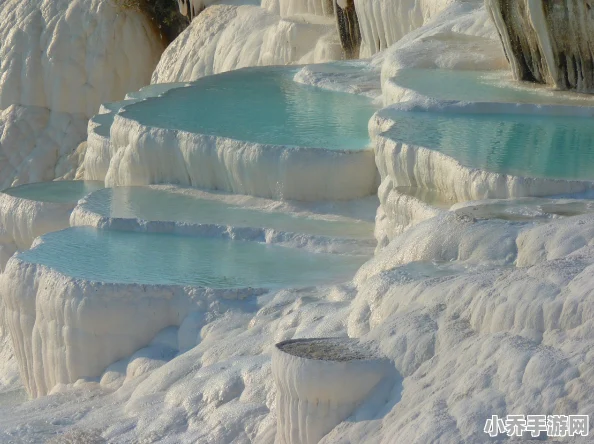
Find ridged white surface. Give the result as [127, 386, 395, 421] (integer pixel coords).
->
[262, 0, 334, 17]
[0, 106, 87, 189]
[1, 257, 264, 397]
[0, 0, 164, 184]
[0, 0, 163, 119]
[0, 193, 74, 270]
[151, 5, 340, 84]
[375, 178, 446, 249]
[85, 115, 378, 201]
[354, 0, 458, 57]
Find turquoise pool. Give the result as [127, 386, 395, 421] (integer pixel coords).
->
[392, 69, 594, 106]
[81, 187, 374, 239]
[386, 109, 594, 180]
[93, 83, 190, 138]
[17, 227, 367, 288]
[2, 181, 105, 204]
[120, 67, 378, 151]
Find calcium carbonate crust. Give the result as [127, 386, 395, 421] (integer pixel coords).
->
[85, 113, 378, 202]
[1, 256, 266, 397]
[151, 4, 341, 84]
[0, 0, 164, 184]
[0, 192, 75, 270]
[0, 0, 164, 119]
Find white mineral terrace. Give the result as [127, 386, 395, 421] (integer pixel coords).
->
[3, 226, 368, 397]
[3, 0, 594, 442]
[85, 67, 380, 201]
[71, 186, 377, 255]
[0, 181, 104, 269]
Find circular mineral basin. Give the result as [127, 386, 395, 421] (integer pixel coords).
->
[1, 181, 105, 204]
[119, 66, 378, 151]
[387, 109, 594, 181]
[16, 227, 368, 288]
[81, 187, 374, 239]
[276, 338, 380, 362]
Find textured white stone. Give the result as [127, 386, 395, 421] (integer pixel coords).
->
[0, 0, 164, 184]
[1, 256, 264, 397]
[375, 179, 447, 249]
[0, 192, 73, 270]
[85, 114, 378, 202]
[151, 5, 341, 84]
[354, 0, 461, 57]
[0, 0, 164, 119]
[3, 1, 594, 442]
[262, 0, 334, 17]
[0, 106, 87, 189]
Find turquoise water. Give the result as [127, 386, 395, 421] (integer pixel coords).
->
[94, 83, 190, 138]
[2, 181, 105, 204]
[387, 110, 594, 180]
[17, 227, 367, 288]
[82, 187, 374, 239]
[121, 67, 378, 151]
[393, 69, 594, 106]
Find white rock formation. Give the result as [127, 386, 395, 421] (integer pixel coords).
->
[0, 105, 87, 189]
[3, 1, 594, 442]
[151, 4, 342, 84]
[85, 113, 378, 202]
[272, 338, 393, 444]
[1, 253, 264, 397]
[263, 0, 334, 17]
[0, 0, 164, 119]
[0, 194, 70, 270]
[0, 0, 164, 184]
[354, 0, 463, 57]
[375, 181, 447, 249]
[485, 0, 594, 93]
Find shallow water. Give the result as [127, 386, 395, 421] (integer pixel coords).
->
[2, 181, 105, 204]
[121, 67, 378, 151]
[82, 187, 374, 239]
[393, 69, 594, 106]
[387, 110, 594, 180]
[17, 227, 368, 288]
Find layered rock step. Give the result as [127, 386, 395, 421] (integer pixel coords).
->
[85, 67, 379, 201]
